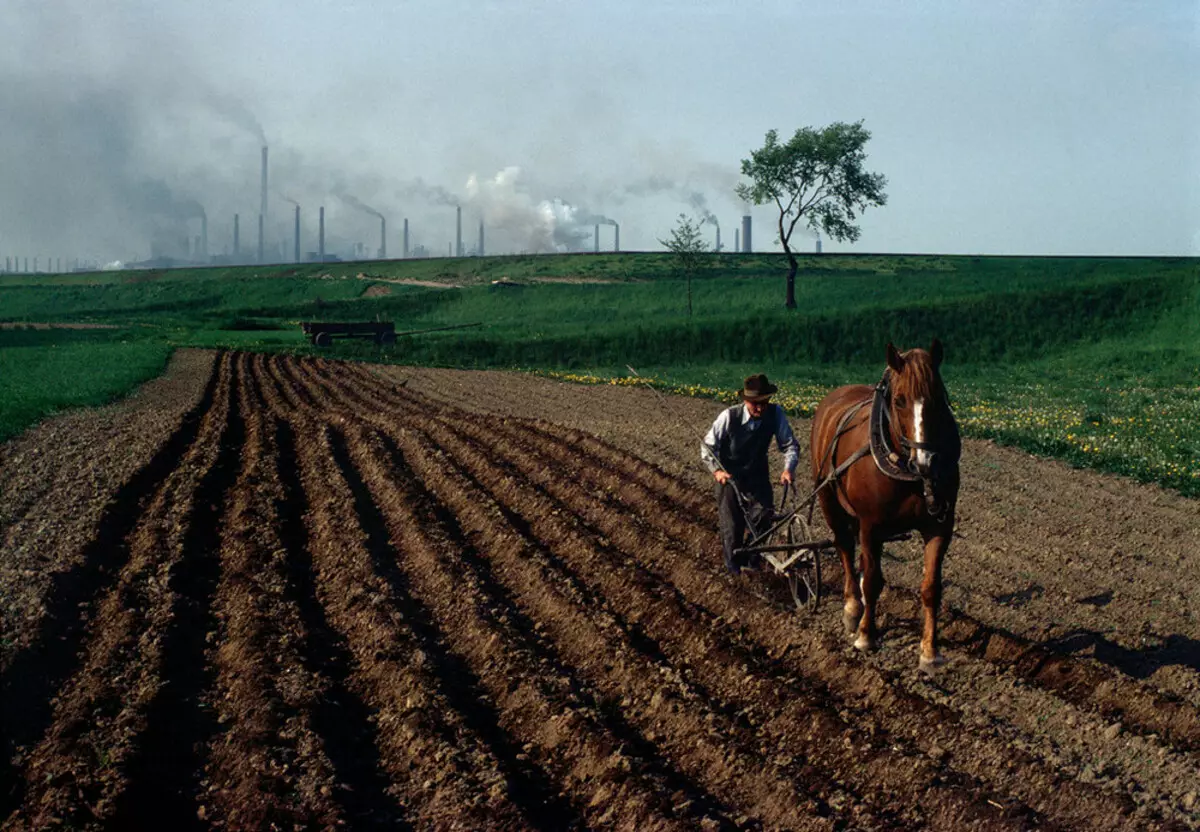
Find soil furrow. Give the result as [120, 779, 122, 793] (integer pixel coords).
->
[0, 352, 223, 819]
[2, 353, 235, 830]
[260, 359, 526, 829]
[322, 423, 586, 830]
[342, 418, 739, 831]
[108, 354, 247, 829]
[261, 363, 409, 828]
[196, 354, 344, 828]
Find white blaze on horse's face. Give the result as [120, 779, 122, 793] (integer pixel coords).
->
[913, 398, 933, 473]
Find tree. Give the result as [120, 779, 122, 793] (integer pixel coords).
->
[659, 213, 709, 316]
[737, 121, 887, 309]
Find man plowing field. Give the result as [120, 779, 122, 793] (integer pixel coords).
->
[701, 373, 799, 575]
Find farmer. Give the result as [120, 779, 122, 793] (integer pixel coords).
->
[702, 373, 800, 575]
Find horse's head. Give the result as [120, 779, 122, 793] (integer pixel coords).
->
[885, 339, 955, 480]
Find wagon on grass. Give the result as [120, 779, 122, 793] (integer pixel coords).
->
[301, 321, 396, 347]
[301, 320, 483, 348]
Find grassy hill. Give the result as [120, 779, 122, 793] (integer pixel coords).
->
[1, 251, 1197, 494]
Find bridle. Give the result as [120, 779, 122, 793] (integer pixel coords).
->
[872, 368, 957, 523]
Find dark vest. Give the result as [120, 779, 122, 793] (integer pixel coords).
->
[718, 403, 778, 487]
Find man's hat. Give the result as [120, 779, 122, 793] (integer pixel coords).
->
[739, 373, 778, 403]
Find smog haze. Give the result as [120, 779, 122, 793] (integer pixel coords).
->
[2, 0, 1196, 267]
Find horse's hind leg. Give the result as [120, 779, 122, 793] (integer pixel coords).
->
[854, 525, 884, 652]
[918, 523, 953, 674]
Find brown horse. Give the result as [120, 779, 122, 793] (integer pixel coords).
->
[810, 340, 960, 673]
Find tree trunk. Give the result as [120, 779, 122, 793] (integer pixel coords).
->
[784, 247, 798, 310]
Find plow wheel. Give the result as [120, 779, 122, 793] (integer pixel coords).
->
[784, 515, 822, 613]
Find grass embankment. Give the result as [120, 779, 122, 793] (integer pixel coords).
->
[0, 252, 1196, 495]
[0, 328, 171, 443]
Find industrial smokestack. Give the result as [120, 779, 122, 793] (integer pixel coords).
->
[201, 213, 208, 260]
[318, 206, 325, 261]
[403, 218, 409, 258]
[294, 205, 301, 263]
[260, 146, 268, 234]
[741, 215, 752, 253]
[816, 237, 822, 254]
[594, 224, 600, 253]
[734, 229, 739, 253]
[613, 222, 620, 252]
[478, 218, 484, 257]
[258, 213, 264, 263]
[455, 206, 463, 257]
[234, 213, 240, 256]
[715, 226, 721, 253]
[379, 216, 387, 259]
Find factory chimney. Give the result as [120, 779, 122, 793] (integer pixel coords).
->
[201, 213, 208, 260]
[318, 206, 325, 261]
[258, 213, 265, 263]
[741, 215, 752, 253]
[379, 216, 387, 259]
[403, 218, 409, 258]
[715, 226, 721, 253]
[294, 205, 301, 263]
[260, 146, 268, 234]
[233, 213, 240, 257]
[614, 223, 620, 252]
[816, 236, 822, 254]
[594, 224, 600, 253]
[478, 218, 484, 257]
[455, 206, 463, 257]
[734, 229, 739, 254]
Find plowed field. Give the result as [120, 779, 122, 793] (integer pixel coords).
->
[2, 351, 1198, 830]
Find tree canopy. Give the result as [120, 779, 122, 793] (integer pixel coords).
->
[737, 121, 887, 308]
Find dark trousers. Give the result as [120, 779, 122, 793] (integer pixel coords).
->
[715, 479, 774, 573]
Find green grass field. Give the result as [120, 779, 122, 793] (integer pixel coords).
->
[1, 251, 1196, 495]
[0, 328, 172, 442]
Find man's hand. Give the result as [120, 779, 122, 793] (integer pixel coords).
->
[714, 470, 731, 485]
[780, 470, 794, 486]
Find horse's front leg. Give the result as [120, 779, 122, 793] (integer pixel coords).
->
[854, 525, 883, 651]
[836, 525, 862, 635]
[918, 520, 953, 674]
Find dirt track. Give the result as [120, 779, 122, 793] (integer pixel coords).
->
[1, 351, 1198, 830]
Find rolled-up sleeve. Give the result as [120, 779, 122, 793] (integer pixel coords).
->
[776, 411, 800, 474]
[701, 409, 730, 473]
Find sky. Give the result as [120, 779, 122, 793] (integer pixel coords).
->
[1, 0, 1197, 266]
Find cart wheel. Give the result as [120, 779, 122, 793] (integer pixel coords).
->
[785, 515, 821, 613]
[376, 331, 396, 346]
[313, 331, 332, 348]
